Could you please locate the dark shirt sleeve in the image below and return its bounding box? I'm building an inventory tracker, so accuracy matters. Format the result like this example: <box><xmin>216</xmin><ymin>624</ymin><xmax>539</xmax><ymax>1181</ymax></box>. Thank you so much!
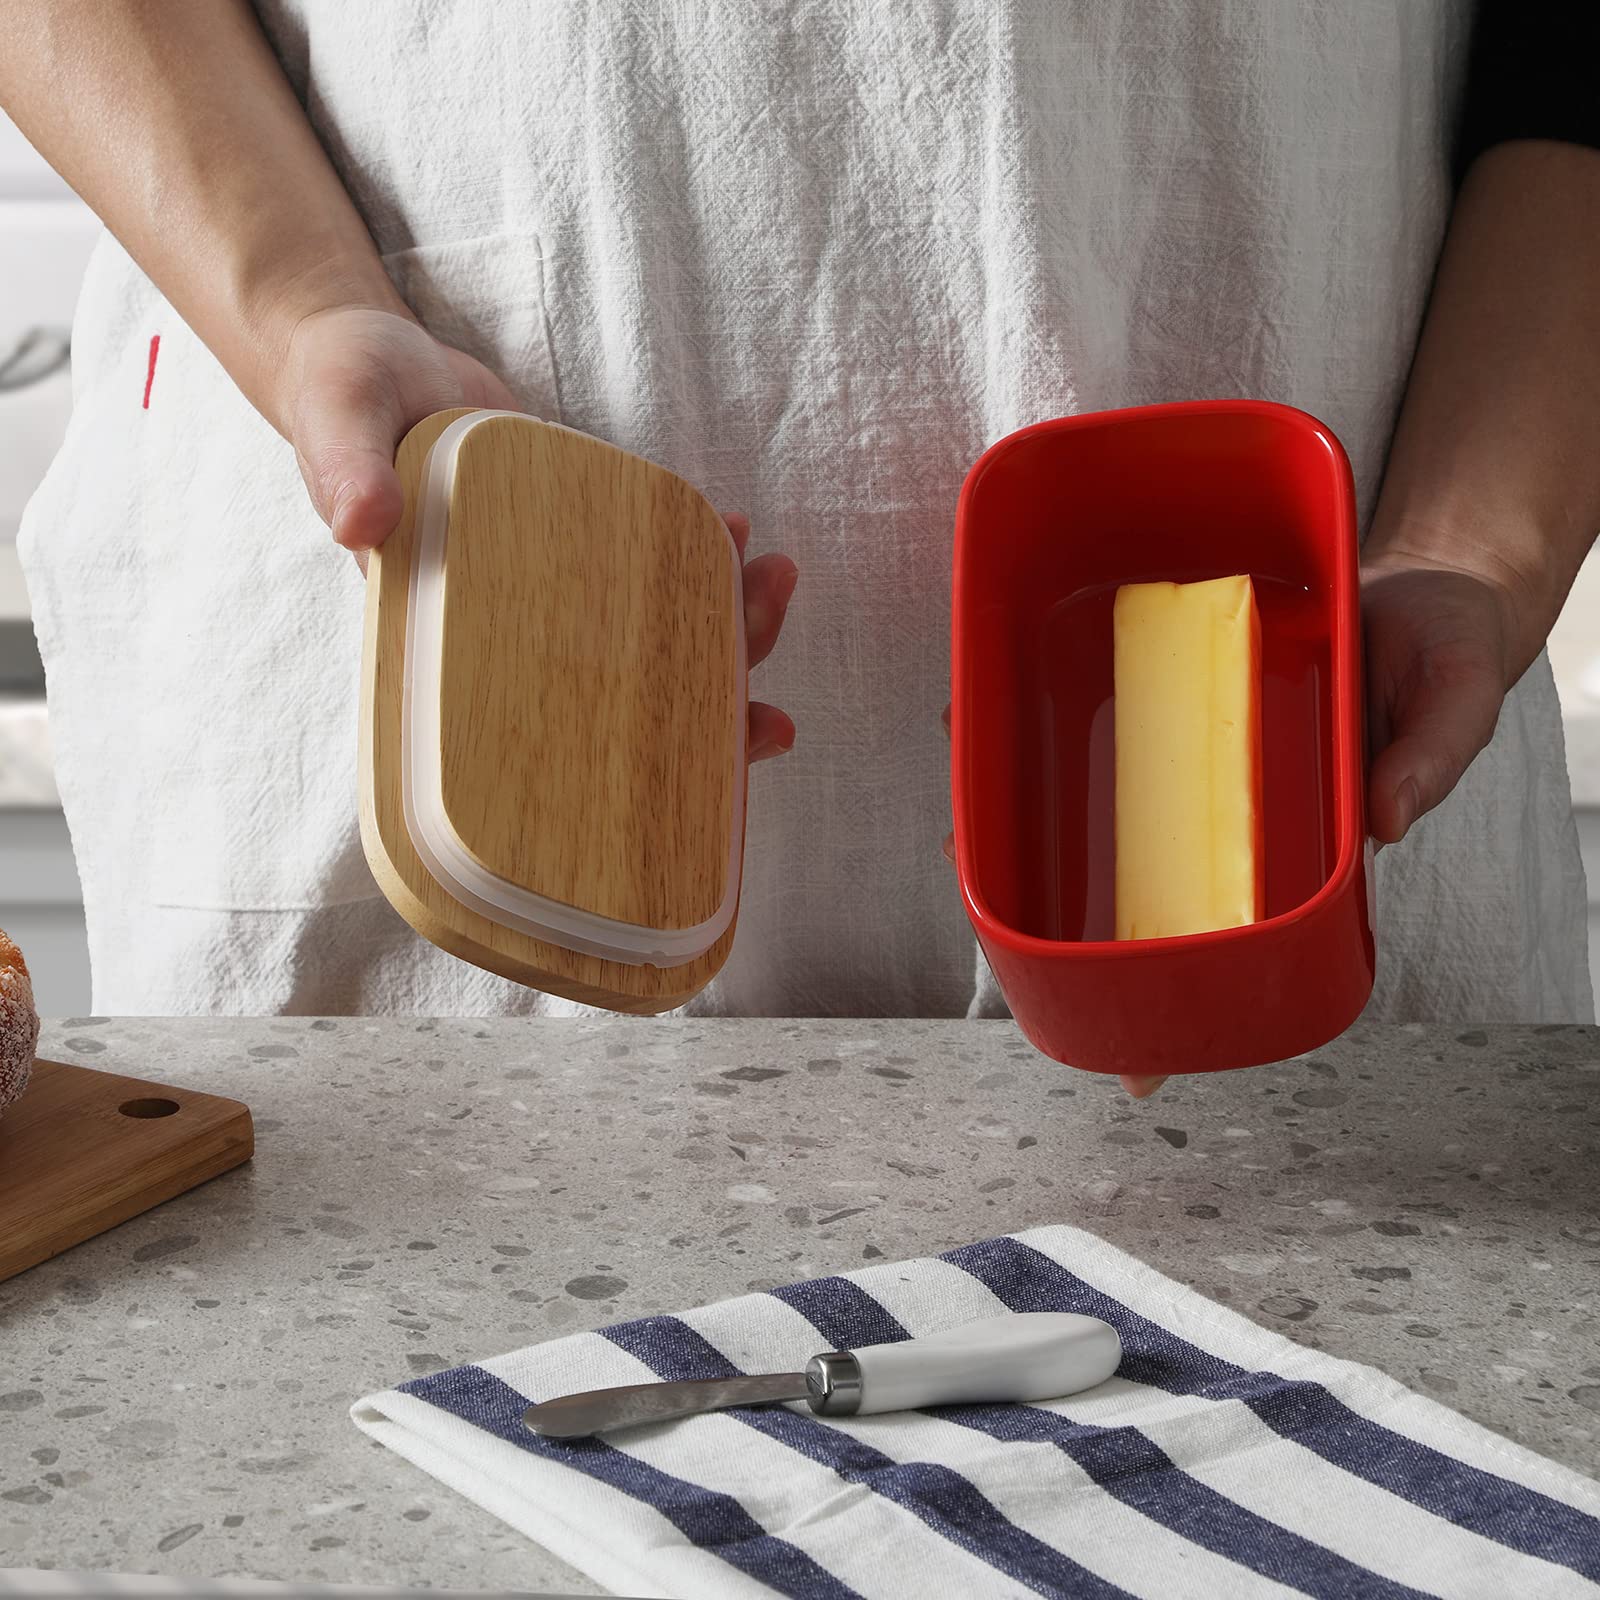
<box><xmin>1455</xmin><ymin>0</ymin><xmax>1600</xmax><ymax>181</ymax></box>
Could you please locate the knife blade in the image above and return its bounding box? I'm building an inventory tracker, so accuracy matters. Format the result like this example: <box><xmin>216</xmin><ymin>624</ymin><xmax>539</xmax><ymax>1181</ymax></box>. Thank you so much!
<box><xmin>523</xmin><ymin>1371</ymin><xmax>810</xmax><ymax>1437</ymax></box>
<box><xmin>520</xmin><ymin>1311</ymin><xmax>1122</xmax><ymax>1439</ymax></box>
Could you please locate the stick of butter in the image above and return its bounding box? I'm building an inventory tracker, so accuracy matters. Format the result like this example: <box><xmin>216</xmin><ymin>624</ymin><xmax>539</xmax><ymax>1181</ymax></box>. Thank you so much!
<box><xmin>1113</xmin><ymin>575</ymin><xmax>1264</xmax><ymax>941</ymax></box>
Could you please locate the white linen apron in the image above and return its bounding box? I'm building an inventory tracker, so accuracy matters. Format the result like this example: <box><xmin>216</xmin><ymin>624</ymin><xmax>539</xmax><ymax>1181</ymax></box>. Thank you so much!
<box><xmin>18</xmin><ymin>1</ymin><xmax>1592</xmax><ymax>1022</ymax></box>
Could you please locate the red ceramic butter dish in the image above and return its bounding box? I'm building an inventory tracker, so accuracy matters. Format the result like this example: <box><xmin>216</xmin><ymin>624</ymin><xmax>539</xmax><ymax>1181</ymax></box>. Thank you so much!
<box><xmin>950</xmin><ymin>400</ymin><xmax>1374</xmax><ymax>1076</ymax></box>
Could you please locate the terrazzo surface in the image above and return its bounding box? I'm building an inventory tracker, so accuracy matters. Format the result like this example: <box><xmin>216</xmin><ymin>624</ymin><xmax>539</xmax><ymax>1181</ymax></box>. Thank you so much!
<box><xmin>2</xmin><ymin>1017</ymin><xmax>1597</xmax><ymax>1593</ymax></box>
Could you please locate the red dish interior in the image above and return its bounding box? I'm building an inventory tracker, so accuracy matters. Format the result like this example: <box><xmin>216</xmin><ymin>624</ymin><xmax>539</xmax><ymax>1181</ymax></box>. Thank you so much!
<box><xmin>955</xmin><ymin>403</ymin><xmax>1358</xmax><ymax>945</ymax></box>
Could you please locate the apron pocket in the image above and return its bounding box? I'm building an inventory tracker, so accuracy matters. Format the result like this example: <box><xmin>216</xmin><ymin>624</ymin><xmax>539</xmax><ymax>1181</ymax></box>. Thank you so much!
<box><xmin>381</xmin><ymin>231</ymin><xmax>561</xmax><ymax>422</ymax></box>
<box><xmin>131</xmin><ymin>231</ymin><xmax>558</xmax><ymax>912</ymax></box>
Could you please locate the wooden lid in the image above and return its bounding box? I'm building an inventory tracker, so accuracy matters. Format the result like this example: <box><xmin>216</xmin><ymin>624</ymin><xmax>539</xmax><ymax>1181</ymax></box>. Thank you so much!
<box><xmin>360</xmin><ymin>409</ymin><xmax>746</xmax><ymax>1012</ymax></box>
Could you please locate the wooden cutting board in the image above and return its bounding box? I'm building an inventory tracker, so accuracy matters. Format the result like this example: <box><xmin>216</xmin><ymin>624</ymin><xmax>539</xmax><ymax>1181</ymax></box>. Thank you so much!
<box><xmin>0</xmin><ymin>1058</ymin><xmax>253</xmax><ymax>1282</ymax></box>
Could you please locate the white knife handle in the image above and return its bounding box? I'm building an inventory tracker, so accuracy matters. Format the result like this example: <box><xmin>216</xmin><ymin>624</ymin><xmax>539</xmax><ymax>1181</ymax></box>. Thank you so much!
<box><xmin>821</xmin><ymin>1312</ymin><xmax>1120</xmax><ymax>1416</ymax></box>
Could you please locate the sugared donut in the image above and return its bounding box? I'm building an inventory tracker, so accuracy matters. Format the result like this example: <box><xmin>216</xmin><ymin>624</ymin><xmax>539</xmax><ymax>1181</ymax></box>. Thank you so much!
<box><xmin>0</xmin><ymin>928</ymin><xmax>40</xmax><ymax>1118</ymax></box>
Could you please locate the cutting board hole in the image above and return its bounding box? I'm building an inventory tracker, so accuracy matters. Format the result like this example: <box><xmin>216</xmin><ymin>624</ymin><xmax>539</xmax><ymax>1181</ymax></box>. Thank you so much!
<box><xmin>118</xmin><ymin>1097</ymin><xmax>180</xmax><ymax>1119</ymax></box>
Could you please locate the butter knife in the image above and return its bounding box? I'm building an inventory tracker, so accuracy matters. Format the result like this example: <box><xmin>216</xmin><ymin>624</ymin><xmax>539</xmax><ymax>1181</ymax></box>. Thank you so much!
<box><xmin>522</xmin><ymin>1311</ymin><xmax>1121</xmax><ymax>1438</ymax></box>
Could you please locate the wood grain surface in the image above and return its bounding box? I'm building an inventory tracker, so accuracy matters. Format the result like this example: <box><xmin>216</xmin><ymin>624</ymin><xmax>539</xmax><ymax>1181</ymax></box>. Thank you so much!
<box><xmin>360</xmin><ymin>409</ymin><xmax>744</xmax><ymax>1011</ymax></box>
<box><xmin>0</xmin><ymin>1059</ymin><xmax>254</xmax><ymax>1283</ymax></box>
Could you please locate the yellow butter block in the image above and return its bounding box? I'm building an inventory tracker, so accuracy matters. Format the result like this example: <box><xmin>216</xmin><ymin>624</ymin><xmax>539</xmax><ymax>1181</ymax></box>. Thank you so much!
<box><xmin>1113</xmin><ymin>575</ymin><xmax>1264</xmax><ymax>940</ymax></box>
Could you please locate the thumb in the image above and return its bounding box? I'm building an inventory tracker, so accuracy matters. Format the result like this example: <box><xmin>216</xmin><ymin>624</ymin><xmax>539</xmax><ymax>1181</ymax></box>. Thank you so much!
<box><xmin>1120</xmin><ymin>1074</ymin><xmax>1168</xmax><ymax>1098</ymax></box>
<box><xmin>292</xmin><ymin>380</ymin><xmax>408</xmax><ymax>552</ymax></box>
<box><xmin>1368</xmin><ymin>662</ymin><xmax>1502</xmax><ymax>843</ymax></box>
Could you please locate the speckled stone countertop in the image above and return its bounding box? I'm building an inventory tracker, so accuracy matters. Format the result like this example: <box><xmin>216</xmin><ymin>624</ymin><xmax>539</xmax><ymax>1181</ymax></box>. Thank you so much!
<box><xmin>2</xmin><ymin>1018</ymin><xmax>1598</xmax><ymax>1593</ymax></box>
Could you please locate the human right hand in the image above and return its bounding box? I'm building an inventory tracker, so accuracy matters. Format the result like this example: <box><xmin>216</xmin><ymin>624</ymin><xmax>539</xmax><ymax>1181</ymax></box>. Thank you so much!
<box><xmin>281</xmin><ymin>305</ymin><xmax>797</xmax><ymax>760</ymax></box>
<box><xmin>280</xmin><ymin>304</ymin><xmax>519</xmax><ymax>553</ymax></box>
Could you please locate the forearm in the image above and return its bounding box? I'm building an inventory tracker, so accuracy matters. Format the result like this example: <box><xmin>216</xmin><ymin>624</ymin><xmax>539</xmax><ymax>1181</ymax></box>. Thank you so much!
<box><xmin>0</xmin><ymin>0</ymin><xmax>407</xmax><ymax>431</ymax></box>
<box><xmin>1366</xmin><ymin>140</ymin><xmax>1600</xmax><ymax>681</ymax></box>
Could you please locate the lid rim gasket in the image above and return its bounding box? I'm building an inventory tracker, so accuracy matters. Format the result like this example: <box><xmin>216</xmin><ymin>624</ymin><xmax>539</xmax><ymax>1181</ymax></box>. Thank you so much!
<box><xmin>399</xmin><ymin>410</ymin><xmax>747</xmax><ymax>968</ymax></box>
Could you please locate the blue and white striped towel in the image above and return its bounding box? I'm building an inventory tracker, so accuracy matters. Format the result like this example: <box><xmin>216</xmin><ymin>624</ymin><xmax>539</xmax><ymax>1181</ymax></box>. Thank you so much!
<box><xmin>351</xmin><ymin>1225</ymin><xmax>1600</xmax><ymax>1599</ymax></box>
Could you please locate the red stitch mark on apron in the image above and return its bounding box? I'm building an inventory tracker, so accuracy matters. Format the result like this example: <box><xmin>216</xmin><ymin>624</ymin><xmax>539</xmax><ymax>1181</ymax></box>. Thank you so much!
<box><xmin>142</xmin><ymin>334</ymin><xmax>161</xmax><ymax>409</ymax></box>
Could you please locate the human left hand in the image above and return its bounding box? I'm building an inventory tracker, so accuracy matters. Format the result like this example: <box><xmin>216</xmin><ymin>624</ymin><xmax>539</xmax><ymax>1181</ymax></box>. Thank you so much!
<box><xmin>1359</xmin><ymin>548</ymin><xmax>1520</xmax><ymax>845</ymax></box>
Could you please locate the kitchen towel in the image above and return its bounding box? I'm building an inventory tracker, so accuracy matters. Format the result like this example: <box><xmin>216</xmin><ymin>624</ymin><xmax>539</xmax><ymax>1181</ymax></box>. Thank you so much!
<box><xmin>352</xmin><ymin>1225</ymin><xmax>1600</xmax><ymax>1599</ymax></box>
<box><xmin>0</xmin><ymin>1577</ymin><xmax>562</xmax><ymax>1598</ymax></box>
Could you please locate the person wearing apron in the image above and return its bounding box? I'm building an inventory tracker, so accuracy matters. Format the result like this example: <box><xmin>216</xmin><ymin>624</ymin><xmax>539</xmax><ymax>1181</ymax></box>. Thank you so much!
<box><xmin>3</xmin><ymin>5</ymin><xmax>1596</xmax><ymax>1079</ymax></box>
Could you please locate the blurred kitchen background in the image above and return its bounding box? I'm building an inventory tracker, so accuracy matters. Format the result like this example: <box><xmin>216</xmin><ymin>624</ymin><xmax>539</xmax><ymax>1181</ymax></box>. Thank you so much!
<box><xmin>1</xmin><ymin>109</ymin><xmax>97</xmax><ymax>1015</ymax></box>
<box><xmin>3</xmin><ymin>109</ymin><xmax>1599</xmax><ymax>1016</ymax></box>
